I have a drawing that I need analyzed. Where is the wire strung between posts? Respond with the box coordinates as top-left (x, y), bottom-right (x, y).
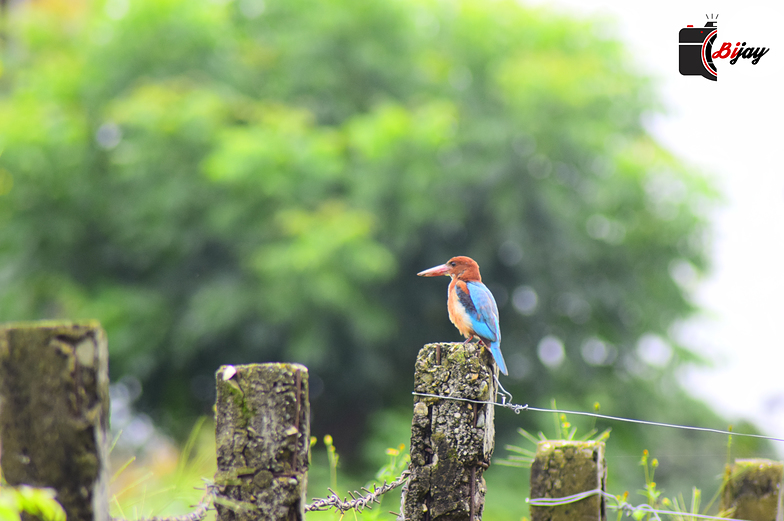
top-left (114, 474), bottom-right (411, 520)
top-left (304, 470), bottom-right (410, 513)
top-left (527, 488), bottom-right (747, 521)
top-left (411, 391), bottom-right (784, 444)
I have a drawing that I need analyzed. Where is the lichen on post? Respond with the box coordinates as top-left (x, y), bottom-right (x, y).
top-left (214, 363), bottom-right (309, 521)
top-left (529, 440), bottom-right (606, 521)
top-left (720, 458), bottom-right (783, 521)
top-left (0, 321), bottom-right (110, 521)
top-left (405, 342), bottom-right (497, 521)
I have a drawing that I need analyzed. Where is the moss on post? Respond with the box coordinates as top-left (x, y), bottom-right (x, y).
top-left (529, 440), bottom-right (606, 521)
top-left (0, 321), bottom-right (110, 521)
top-left (720, 459), bottom-right (783, 521)
top-left (214, 363), bottom-right (309, 521)
top-left (405, 342), bottom-right (497, 521)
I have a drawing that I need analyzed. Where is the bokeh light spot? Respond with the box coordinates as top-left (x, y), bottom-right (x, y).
top-left (538, 335), bottom-right (565, 368)
top-left (512, 285), bottom-right (538, 315)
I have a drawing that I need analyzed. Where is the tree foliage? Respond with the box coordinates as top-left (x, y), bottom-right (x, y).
top-left (0, 0), bottom-right (723, 478)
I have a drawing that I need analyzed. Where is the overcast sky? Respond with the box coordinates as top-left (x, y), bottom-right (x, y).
top-left (530, 0), bottom-right (784, 447)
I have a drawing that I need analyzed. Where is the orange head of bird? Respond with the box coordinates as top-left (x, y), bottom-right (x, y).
top-left (417, 256), bottom-right (482, 282)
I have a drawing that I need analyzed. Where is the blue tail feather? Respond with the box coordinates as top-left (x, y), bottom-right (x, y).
top-left (489, 341), bottom-right (508, 375)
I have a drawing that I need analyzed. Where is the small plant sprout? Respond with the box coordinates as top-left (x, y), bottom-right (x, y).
top-left (499, 400), bottom-right (610, 468)
top-left (324, 435), bottom-right (340, 491)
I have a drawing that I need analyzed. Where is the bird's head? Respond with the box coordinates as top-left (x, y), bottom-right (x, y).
top-left (417, 256), bottom-right (482, 281)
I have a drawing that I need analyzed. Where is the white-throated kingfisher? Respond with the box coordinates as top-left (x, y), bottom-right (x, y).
top-left (418, 256), bottom-right (508, 375)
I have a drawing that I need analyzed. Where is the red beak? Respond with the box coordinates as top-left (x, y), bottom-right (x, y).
top-left (417, 264), bottom-right (450, 277)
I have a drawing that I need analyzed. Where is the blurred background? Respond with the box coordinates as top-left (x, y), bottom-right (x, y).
top-left (0, 0), bottom-right (781, 519)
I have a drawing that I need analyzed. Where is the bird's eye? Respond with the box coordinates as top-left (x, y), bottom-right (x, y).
top-left (449, 261), bottom-right (457, 267)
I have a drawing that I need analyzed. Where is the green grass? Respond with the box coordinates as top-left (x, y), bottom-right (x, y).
top-left (107, 406), bottom-right (751, 521)
top-left (0, 485), bottom-right (65, 521)
top-left (109, 419), bottom-right (413, 521)
top-left (109, 417), bottom-right (217, 521)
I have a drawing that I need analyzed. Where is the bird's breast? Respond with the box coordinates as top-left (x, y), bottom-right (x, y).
top-left (447, 285), bottom-right (474, 339)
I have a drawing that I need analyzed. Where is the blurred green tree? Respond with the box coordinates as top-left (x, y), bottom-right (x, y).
top-left (0, 0), bottom-right (743, 490)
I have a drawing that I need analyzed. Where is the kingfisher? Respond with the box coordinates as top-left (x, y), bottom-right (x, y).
top-left (418, 256), bottom-right (508, 375)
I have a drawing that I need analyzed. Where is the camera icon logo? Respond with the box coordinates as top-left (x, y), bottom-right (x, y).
top-left (679, 17), bottom-right (718, 81)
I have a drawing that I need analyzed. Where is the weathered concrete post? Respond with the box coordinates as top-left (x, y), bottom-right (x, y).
top-left (0, 321), bottom-right (110, 521)
top-left (406, 342), bottom-right (497, 521)
top-left (213, 363), bottom-right (309, 521)
top-left (720, 459), bottom-right (783, 521)
top-left (529, 440), bottom-right (606, 521)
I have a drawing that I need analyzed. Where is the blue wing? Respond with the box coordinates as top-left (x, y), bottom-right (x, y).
top-left (456, 281), bottom-right (507, 375)
top-left (458, 281), bottom-right (500, 342)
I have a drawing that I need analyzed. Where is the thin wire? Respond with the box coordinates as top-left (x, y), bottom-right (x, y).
top-left (526, 489), bottom-right (602, 506)
top-left (411, 392), bottom-right (784, 444)
top-left (412, 391), bottom-right (529, 414)
top-left (494, 373), bottom-right (514, 404)
top-left (525, 405), bottom-right (784, 443)
top-left (527, 488), bottom-right (748, 521)
top-left (304, 471), bottom-right (410, 513)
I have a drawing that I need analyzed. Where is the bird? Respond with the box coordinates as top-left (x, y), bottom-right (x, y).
top-left (417, 256), bottom-right (508, 375)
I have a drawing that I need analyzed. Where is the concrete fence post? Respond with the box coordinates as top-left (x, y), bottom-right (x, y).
top-left (405, 342), bottom-right (498, 521)
top-left (213, 363), bottom-right (309, 521)
top-left (720, 458), bottom-right (783, 521)
top-left (529, 440), bottom-right (607, 521)
top-left (0, 321), bottom-right (110, 521)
